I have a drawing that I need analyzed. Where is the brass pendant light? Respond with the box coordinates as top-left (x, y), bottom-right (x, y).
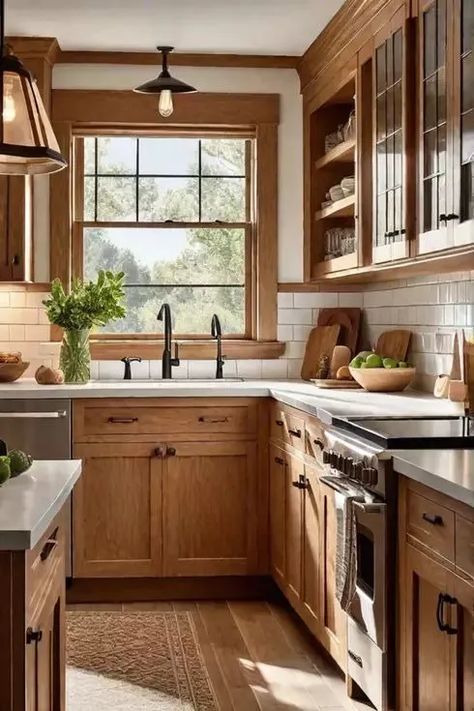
top-left (0, 0), bottom-right (67, 175)
top-left (134, 46), bottom-right (197, 118)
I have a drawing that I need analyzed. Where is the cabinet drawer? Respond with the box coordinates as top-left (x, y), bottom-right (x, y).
top-left (455, 516), bottom-right (474, 580)
top-left (74, 399), bottom-right (257, 438)
top-left (27, 511), bottom-right (65, 619)
top-left (270, 403), bottom-right (305, 452)
top-left (406, 490), bottom-right (455, 563)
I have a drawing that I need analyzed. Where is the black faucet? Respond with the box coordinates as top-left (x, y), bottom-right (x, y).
top-left (121, 356), bottom-right (142, 380)
top-left (211, 314), bottom-right (225, 379)
top-left (157, 303), bottom-right (180, 379)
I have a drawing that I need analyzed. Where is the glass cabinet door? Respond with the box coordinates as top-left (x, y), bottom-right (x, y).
top-left (419, 0), bottom-right (449, 251)
top-left (454, 0), bottom-right (473, 244)
top-left (373, 20), bottom-right (409, 263)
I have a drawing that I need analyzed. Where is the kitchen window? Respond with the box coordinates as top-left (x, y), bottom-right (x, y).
top-left (74, 134), bottom-right (253, 337)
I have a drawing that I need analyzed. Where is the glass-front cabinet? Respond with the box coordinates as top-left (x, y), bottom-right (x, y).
top-left (372, 4), bottom-right (412, 263)
top-left (453, 0), bottom-right (473, 245)
top-left (418, 0), bottom-right (473, 253)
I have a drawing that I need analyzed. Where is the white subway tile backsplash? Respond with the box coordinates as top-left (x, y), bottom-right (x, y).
top-left (277, 324), bottom-right (293, 341)
top-left (0, 273), bottom-right (471, 393)
top-left (278, 308), bottom-right (312, 325)
top-left (277, 292), bottom-right (293, 308)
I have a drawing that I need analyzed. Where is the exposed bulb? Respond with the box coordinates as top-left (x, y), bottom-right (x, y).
top-left (158, 90), bottom-right (173, 118)
top-left (3, 80), bottom-right (16, 123)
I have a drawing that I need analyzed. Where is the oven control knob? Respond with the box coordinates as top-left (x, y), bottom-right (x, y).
top-left (352, 461), bottom-right (363, 480)
top-left (344, 457), bottom-right (354, 476)
top-left (323, 449), bottom-right (331, 464)
top-left (361, 466), bottom-right (378, 486)
top-left (329, 451), bottom-right (339, 468)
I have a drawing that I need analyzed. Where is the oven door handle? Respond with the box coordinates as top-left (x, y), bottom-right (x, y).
top-left (352, 501), bottom-right (386, 514)
top-left (320, 475), bottom-right (364, 498)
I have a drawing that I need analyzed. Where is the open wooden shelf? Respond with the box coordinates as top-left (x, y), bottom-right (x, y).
top-left (311, 252), bottom-right (359, 278)
top-left (314, 138), bottom-right (356, 170)
top-left (315, 194), bottom-right (355, 221)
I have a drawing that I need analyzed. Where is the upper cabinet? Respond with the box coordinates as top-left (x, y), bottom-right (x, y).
top-left (301, 0), bottom-right (473, 283)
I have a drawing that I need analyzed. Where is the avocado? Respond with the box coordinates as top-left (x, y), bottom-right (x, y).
top-left (8, 449), bottom-right (33, 477)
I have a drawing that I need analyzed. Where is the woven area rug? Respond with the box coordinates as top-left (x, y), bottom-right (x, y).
top-left (66, 610), bottom-right (218, 711)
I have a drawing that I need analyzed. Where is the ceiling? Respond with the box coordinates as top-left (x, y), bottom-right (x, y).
top-left (6, 0), bottom-right (345, 56)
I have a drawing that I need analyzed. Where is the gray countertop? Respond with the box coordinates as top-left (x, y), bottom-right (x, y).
top-left (0, 460), bottom-right (81, 550)
top-left (393, 450), bottom-right (474, 507)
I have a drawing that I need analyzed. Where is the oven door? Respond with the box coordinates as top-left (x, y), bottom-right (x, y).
top-left (347, 499), bottom-right (387, 650)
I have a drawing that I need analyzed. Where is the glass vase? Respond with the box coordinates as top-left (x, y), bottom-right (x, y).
top-left (60, 329), bottom-right (91, 384)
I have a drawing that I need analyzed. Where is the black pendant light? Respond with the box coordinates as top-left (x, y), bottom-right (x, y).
top-left (134, 46), bottom-right (197, 118)
top-left (0, 0), bottom-right (67, 175)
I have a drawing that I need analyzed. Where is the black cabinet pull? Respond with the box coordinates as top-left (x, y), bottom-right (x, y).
top-left (439, 213), bottom-right (447, 223)
top-left (198, 416), bottom-right (229, 424)
top-left (436, 593), bottom-right (458, 634)
top-left (291, 475), bottom-right (308, 490)
top-left (26, 628), bottom-right (43, 644)
top-left (274, 456), bottom-right (285, 466)
top-left (313, 438), bottom-right (324, 450)
top-left (348, 650), bottom-right (363, 668)
top-left (288, 428), bottom-right (302, 438)
top-left (166, 447), bottom-right (176, 457)
top-left (422, 512), bottom-right (443, 526)
top-left (40, 527), bottom-right (59, 562)
top-left (446, 213), bottom-right (459, 221)
top-left (108, 417), bottom-right (138, 424)
top-left (275, 419), bottom-right (284, 427)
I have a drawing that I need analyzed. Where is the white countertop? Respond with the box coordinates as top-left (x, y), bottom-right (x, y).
top-left (0, 377), bottom-right (464, 420)
top-left (393, 450), bottom-right (474, 508)
top-left (0, 460), bottom-right (81, 550)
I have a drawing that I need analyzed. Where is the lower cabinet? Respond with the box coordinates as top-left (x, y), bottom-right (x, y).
top-left (162, 441), bottom-right (258, 576)
top-left (73, 443), bottom-right (162, 578)
top-left (73, 437), bottom-right (260, 579)
top-left (399, 477), bottom-right (473, 711)
top-left (27, 589), bottom-right (63, 711)
top-left (268, 441), bottom-right (345, 672)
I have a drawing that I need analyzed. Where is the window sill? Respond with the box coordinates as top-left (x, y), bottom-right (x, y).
top-left (89, 339), bottom-right (286, 361)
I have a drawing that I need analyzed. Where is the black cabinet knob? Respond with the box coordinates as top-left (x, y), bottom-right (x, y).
top-left (26, 628), bottom-right (43, 644)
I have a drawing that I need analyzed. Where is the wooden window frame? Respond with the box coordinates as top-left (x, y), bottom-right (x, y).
top-left (50, 90), bottom-right (283, 359)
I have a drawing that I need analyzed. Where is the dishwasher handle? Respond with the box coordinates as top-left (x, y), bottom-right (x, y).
top-left (0, 411), bottom-right (68, 419)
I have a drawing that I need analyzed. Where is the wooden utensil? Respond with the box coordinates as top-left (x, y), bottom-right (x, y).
top-left (317, 308), bottom-right (361, 354)
top-left (311, 378), bottom-right (361, 389)
top-left (301, 324), bottom-right (341, 380)
top-left (329, 345), bottom-right (352, 377)
top-left (449, 330), bottom-right (467, 402)
top-left (375, 329), bottom-right (411, 362)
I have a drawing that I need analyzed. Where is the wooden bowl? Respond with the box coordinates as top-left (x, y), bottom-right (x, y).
top-left (349, 366), bottom-right (416, 392)
top-left (0, 361), bottom-right (30, 382)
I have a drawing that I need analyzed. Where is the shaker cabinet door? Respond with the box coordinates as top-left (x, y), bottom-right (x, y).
top-left (73, 443), bottom-right (163, 578)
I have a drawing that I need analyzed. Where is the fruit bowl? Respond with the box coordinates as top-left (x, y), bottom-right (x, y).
top-left (0, 361), bottom-right (30, 382)
top-left (348, 366), bottom-right (416, 392)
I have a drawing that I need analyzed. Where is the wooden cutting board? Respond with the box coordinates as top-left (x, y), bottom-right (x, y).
top-left (301, 324), bottom-right (341, 380)
top-left (311, 378), bottom-right (361, 389)
top-left (317, 308), bottom-right (361, 355)
top-left (375, 329), bottom-right (411, 362)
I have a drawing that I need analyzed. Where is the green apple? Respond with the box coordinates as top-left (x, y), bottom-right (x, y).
top-left (365, 353), bottom-right (384, 368)
top-left (383, 357), bottom-right (398, 369)
top-left (350, 356), bottom-right (364, 368)
top-left (357, 350), bottom-right (375, 361)
top-left (398, 361), bottom-right (409, 368)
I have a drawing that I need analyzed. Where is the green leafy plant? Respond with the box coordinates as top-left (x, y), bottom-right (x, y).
top-left (43, 271), bottom-right (126, 331)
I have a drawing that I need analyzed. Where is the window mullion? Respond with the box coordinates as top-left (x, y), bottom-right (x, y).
top-left (135, 137), bottom-right (139, 222)
top-left (198, 139), bottom-right (202, 222)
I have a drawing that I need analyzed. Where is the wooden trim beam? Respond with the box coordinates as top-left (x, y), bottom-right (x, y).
top-left (89, 339), bottom-right (285, 361)
top-left (52, 90), bottom-right (280, 126)
top-left (57, 50), bottom-right (300, 70)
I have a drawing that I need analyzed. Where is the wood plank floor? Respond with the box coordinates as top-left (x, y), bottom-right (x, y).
top-left (68, 599), bottom-right (371, 711)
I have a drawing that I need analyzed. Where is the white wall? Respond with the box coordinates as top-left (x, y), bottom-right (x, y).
top-left (51, 64), bottom-right (304, 283)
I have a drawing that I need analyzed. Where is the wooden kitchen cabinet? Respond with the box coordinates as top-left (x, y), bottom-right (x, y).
top-left (269, 402), bottom-right (346, 672)
top-left (73, 443), bottom-right (162, 578)
top-left (269, 444), bottom-right (287, 586)
top-left (162, 440), bottom-right (258, 576)
top-left (0, 175), bottom-right (33, 281)
top-left (0, 508), bottom-right (67, 711)
top-left (399, 476), bottom-right (474, 710)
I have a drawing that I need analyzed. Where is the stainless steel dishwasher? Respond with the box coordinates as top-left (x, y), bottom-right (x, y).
top-left (0, 399), bottom-right (73, 576)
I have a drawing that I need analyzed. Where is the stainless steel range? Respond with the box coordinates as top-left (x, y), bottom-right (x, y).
top-left (321, 425), bottom-right (396, 711)
top-left (321, 414), bottom-right (474, 711)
